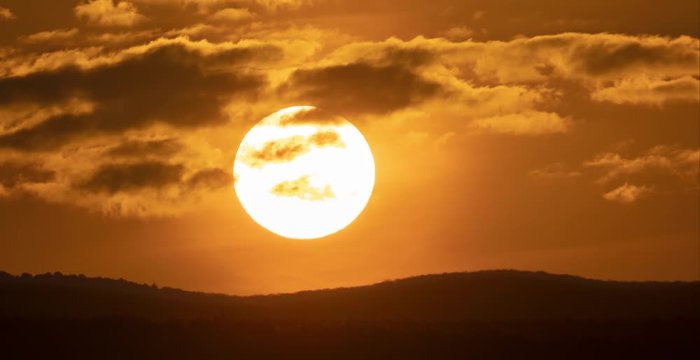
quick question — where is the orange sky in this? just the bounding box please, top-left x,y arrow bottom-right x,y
0,0 -> 698,294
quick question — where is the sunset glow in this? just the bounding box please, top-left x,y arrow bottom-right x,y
0,0 -> 697,296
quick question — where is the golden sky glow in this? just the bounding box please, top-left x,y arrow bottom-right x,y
0,0 -> 698,294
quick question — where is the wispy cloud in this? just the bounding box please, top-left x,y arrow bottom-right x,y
603,183 -> 653,204
75,0 -> 146,27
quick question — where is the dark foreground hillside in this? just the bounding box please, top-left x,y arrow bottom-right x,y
1,270 -> 699,359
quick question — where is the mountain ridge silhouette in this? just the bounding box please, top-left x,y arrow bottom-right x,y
2,269 -> 698,359
2,269 -> 698,321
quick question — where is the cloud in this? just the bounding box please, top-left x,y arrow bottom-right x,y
0,7 -> 15,21
579,146 -> 699,202
0,36 -> 284,78
130,0 -> 307,14
296,33 -> 700,122
0,98 -> 96,136
602,183 -> 653,204
270,175 -> 334,200
77,161 -> 185,194
568,35 -> 698,77
0,40 -> 270,151
333,34 -> 698,107
528,145 -> 698,203
107,138 -> 183,158
465,33 -> 698,84
591,76 -> 700,105
187,168 -> 233,190
19,29 -> 80,44
0,135 -> 234,216
239,130 -> 345,168
1,2 -> 697,219
529,163 -> 581,180
583,146 -> 699,184
298,33 -> 693,129
0,29 -> 310,216
325,33 -> 696,80
3,33 -> 695,154
85,29 -> 160,46
471,111 -> 571,135
0,47 -> 105,78
0,161 -> 55,189
284,63 -> 443,114
73,162 -> 231,216
75,0 -> 146,27
468,33 -> 699,106
308,130 -> 344,146
277,107 -> 346,126
211,8 -> 255,22
253,0 -> 311,11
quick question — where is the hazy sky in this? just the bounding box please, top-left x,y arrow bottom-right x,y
0,0 -> 698,294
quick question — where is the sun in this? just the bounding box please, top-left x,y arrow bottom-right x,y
233,106 -> 375,239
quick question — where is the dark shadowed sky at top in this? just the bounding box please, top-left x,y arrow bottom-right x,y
0,0 -> 698,294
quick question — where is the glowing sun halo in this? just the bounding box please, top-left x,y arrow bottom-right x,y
233,106 -> 375,239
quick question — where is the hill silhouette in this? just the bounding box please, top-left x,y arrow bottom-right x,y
1,270 -> 698,359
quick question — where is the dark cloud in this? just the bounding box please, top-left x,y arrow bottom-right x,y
0,43 -> 271,151
107,138 -> 183,158
76,161 -> 232,197
0,114 -> 94,151
571,40 -> 699,76
277,107 -> 346,126
239,130 -> 344,167
0,161 -> 55,188
284,63 -> 443,114
244,139 -> 305,165
308,130 -> 342,146
187,167 -> 233,190
77,161 -> 184,194
591,76 -> 700,105
270,175 -> 335,201
377,47 -> 436,68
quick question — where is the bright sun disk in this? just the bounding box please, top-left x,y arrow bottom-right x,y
233,106 -> 375,239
